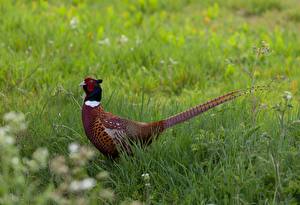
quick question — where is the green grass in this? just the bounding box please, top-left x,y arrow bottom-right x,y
0,0 -> 300,204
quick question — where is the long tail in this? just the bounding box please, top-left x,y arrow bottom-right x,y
162,86 -> 266,129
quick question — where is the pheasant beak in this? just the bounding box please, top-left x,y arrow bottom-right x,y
79,81 -> 86,87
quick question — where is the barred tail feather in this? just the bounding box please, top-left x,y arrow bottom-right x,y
163,86 -> 266,129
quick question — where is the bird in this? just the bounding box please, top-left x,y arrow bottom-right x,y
80,77 -> 263,159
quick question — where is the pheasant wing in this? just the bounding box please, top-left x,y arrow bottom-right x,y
102,114 -> 132,154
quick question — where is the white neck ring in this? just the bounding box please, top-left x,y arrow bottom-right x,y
85,101 -> 100,107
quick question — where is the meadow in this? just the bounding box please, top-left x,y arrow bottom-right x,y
0,0 -> 300,204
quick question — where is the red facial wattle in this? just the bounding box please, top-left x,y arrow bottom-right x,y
87,83 -> 94,92
84,78 -> 96,92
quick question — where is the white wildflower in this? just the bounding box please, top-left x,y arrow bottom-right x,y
118,34 -> 129,44
99,188 -> 115,201
96,171 -> 110,180
70,17 -> 79,29
69,145 -> 95,166
98,38 -> 110,46
80,178 -> 96,190
24,158 -> 39,172
142,173 -> 151,188
68,142 -> 80,154
32,148 -> 49,168
0,127 -> 9,137
283,91 -> 292,100
79,146 -> 95,159
4,112 -> 25,123
50,156 -> 69,175
3,112 -> 27,132
69,178 -> 96,192
11,157 -> 19,166
141,173 -> 150,181
20,122 -> 27,130
5,136 -> 15,145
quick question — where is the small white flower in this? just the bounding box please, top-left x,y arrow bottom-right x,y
11,157 -> 19,165
98,38 -> 110,46
68,142 -> 80,154
70,17 -> 79,29
97,171 -> 110,179
81,178 -> 96,190
141,173 -> 150,181
19,122 -> 27,131
5,136 -> 15,145
69,180 -> 82,192
32,148 -> 49,168
50,156 -> 69,175
0,127 -> 8,137
118,35 -> 129,44
99,188 -> 115,200
24,158 -> 39,171
81,146 -> 95,159
4,112 -> 25,123
283,91 -> 292,100
3,112 -> 27,132
69,178 -> 96,192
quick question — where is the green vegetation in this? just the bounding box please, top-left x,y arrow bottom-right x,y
0,0 -> 299,204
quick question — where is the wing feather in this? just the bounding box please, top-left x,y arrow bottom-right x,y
102,114 -> 132,153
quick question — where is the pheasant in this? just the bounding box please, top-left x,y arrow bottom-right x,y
81,77 -> 261,158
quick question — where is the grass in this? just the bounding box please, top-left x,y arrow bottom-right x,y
0,0 -> 300,204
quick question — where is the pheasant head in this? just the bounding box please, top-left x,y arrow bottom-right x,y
80,77 -> 103,103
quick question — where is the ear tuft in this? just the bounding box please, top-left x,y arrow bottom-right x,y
97,79 -> 103,84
